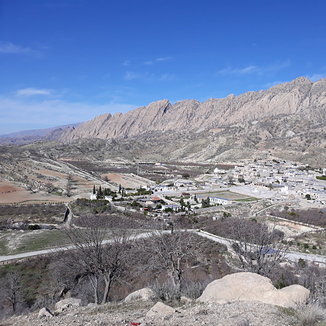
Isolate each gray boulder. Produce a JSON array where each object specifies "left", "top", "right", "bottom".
[
  {"left": 125, "top": 287, "right": 157, "bottom": 303},
  {"left": 54, "top": 297, "right": 81, "bottom": 313},
  {"left": 38, "top": 307, "right": 53, "bottom": 318},
  {"left": 197, "top": 272, "right": 309, "bottom": 308},
  {"left": 146, "top": 301, "right": 176, "bottom": 319}
]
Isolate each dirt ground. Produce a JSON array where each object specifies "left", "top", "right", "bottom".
[
  {"left": 102, "top": 173, "right": 154, "bottom": 189},
  {"left": 200, "top": 190, "right": 254, "bottom": 200},
  {"left": 0, "top": 181, "right": 72, "bottom": 204},
  {"left": 0, "top": 172, "right": 153, "bottom": 204}
]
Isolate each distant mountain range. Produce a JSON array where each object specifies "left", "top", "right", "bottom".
[
  {"left": 1, "top": 77, "right": 325, "bottom": 166},
  {"left": 0, "top": 123, "right": 81, "bottom": 144}
]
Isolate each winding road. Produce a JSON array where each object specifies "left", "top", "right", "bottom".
[{"left": 1, "top": 229, "right": 326, "bottom": 266}]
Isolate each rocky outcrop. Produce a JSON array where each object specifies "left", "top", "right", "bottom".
[
  {"left": 60, "top": 77, "right": 326, "bottom": 142},
  {"left": 197, "top": 272, "right": 310, "bottom": 308}
]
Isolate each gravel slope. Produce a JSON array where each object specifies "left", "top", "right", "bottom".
[{"left": 1, "top": 300, "right": 298, "bottom": 326}]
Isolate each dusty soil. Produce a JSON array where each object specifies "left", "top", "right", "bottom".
[
  {"left": 0, "top": 181, "right": 69, "bottom": 205},
  {"left": 102, "top": 173, "right": 154, "bottom": 189},
  {"left": 1, "top": 300, "right": 299, "bottom": 326}
]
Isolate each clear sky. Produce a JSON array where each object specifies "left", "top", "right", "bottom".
[{"left": 1, "top": 0, "right": 326, "bottom": 135}]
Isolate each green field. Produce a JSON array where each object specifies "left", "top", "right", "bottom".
[
  {"left": 199, "top": 190, "right": 258, "bottom": 201},
  {"left": 0, "top": 229, "right": 71, "bottom": 255}
]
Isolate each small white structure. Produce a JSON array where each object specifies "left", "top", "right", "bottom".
[
  {"left": 90, "top": 194, "right": 97, "bottom": 200},
  {"left": 209, "top": 196, "right": 232, "bottom": 205},
  {"left": 162, "top": 204, "right": 182, "bottom": 211}
]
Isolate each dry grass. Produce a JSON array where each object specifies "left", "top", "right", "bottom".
[{"left": 296, "top": 304, "right": 326, "bottom": 326}]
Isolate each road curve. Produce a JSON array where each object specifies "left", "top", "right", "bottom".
[{"left": 1, "top": 229, "right": 325, "bottom": 266}]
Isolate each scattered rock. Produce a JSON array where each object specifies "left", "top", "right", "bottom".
[
  {"left": 54, "top": 297, "right": 81, "bottom": 313},
  {"left": 180, "top": 296, "right": 192, "bottom": 304},
  {"left": 124, "top": 287, "right": 157, "bottom": 303},
  {"left": 2, "top": 300, "right": 301, "bottom": 326},
  {"left": 38, "top": 307, "right": 53, "bottom": 318},
  {"left": 197, "top": 272, "right": 310, "bottom": 308},
  {"left": 146, "top": 301, "right": 176, "bottom": 319}
]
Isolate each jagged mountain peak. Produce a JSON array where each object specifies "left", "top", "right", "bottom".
[{"left": 59, "top": 77, "right": 325, "bottom": 143}]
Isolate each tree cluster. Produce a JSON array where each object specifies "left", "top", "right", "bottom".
[
  {"left": 201, "top": 197, "right": 210, "bottom": 208},
  {"left": 93, "top": 185, "right": 116, "bottom": 199}
]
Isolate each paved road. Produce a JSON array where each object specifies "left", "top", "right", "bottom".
[
  {"left": 1, "top": 229, "right": 326, "bottom": 266},
  {"left": 0, "top": 248, "right": 61, "bottom": 263},
  {"left": 195, "top": 230, "right": 326, "bottom": 265},
  {"left": 0, "top": 231, "right": 156, "bottom": 263}
]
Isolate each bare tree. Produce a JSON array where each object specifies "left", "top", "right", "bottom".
[
  {"left": 138, "top": 230, "right": 201, "bottom": 300},
  {"left": 65, "top": 174, "right": 73, "bottom": 197},
  {"left": 59, "top": 215, "right": 129, "bottom": 304},
  {"left": 227, "top": 218, "right": 287, "bottom": 276},
  {"left": 0, "top": 270, "right": 25, "bottom": 315}
]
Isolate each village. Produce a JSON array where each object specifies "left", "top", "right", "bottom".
[{"left": 90, "top": 158, "right": 326, "bottom": 218}]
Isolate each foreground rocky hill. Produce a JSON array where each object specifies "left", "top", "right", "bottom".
[
  {"left": 2, "top": 300, "right": 298, "bottom": 326},
  {"left": 2, "top": 272, "right": 313, "bottom": 326}
]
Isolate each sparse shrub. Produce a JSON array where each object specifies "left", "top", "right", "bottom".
[
  {"left": 271, "top": 266, "right": 297, "bottom": 289},
  {"left": 181, "top": 281, "right": 206, "bottom": 299},
  {"left": 150, "top": 280, "right": 180, "bottom": 302},
  {"left": 298, "top": 258, "right": 307, "bottom": 268},
  {"left": 270, "top": 209, "right": 326, "bottom": 227},
  {"left": 305, "top": 194, "right": 312, "bottom": 200},
  {"left": 296, "top": 304, "right": 326, "bottom": 326},
  {"left": 28, "top": 224, "right": 40, "bottom": 230},
  {"left": 304, "top": 243, "right": 309, "bottom": 249}
]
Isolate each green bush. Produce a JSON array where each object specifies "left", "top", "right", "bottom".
[{"left": 28, "top": 224, "right": 40, "bottom": 230}]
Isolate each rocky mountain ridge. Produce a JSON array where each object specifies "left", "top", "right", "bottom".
[
  {"left": 59, "top": 77, "right": 326, "bottom": 141},
  {"left": 1, "top": 77, "right": 325, "bottom": 166}
]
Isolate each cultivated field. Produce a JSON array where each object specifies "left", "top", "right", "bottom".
[
  {"left": 199, "top": 190, "right": 257, "bottom": 201},
  {"left": 0, "top": 181, "right": 71, "bottom": 205}
]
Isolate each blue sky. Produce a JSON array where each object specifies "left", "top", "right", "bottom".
[{"left": 1, "top": 0, "right": 326, "bottom": 135}]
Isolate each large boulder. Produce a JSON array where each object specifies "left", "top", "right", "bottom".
[
  {"left": 124, "top": 287, "right": 157, "bottom": 303},
  {"left": 54, "top": 297, "right": 81, "bottom": 313},
  {"left": 146, "top": 302, "right": 176, "bottom": 319},
  {"left": 197, "top": 272, "right": 309, "bottom": 308}
]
